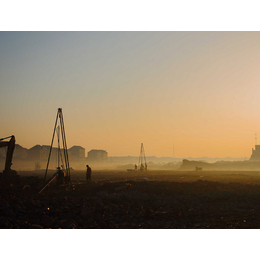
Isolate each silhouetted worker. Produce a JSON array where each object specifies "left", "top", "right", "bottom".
[
  {"left": 140, "top": 163, "right": 144, "bottom": 171},
  {"left": 135, "top": 164, "right": 137, "bottom": 170},
  {"left": 145, "top": 163, "right": 147, "bottom": 171},
  {"left": 56, "top": 167, "right": 64, "bottom": 185},
  {"left": 86, "top": 165, "right": 92, "bottom": 182}
]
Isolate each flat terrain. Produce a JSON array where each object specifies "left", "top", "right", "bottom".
[{"left": 1, "top": 170, "right": 260, "bottom": 228}]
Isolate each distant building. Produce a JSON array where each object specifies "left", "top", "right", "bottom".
[
  {"left": 250, "top": 145, "right": 260, "bottom": 161},
  {"left": 68, "top": 146, "right": 85, "bottom": 160},
  {"left": 27, "top": 145, "right": 86, "bottom": 162},
  {"left": 27, "top": 145, "right": 58, "bottom": 161},
  {"left": 14, "top": 144, "right": 28, "bottom": 158},
  {"left": 0, "top": 144, "right": 28, "bottom": 158},
  {"left": 87, "top": 149, "right": 108, "bottom": 161}
]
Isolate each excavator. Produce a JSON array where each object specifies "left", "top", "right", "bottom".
[{"left": 0, "top": 135, "right": 17, "bottom": 176}]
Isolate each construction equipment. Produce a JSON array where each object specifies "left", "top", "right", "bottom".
[
  {"left": 39, "top": 108, "right": 71, "bottom": 193},
  {"left": 138, "top": 143, "right": 147, "bottom": 171},
  {"left": 0, "top": 135, "right": 17, "bottom": 176},
  {"left": 39, "top": 171, "right": 59, "bottom": 194}
]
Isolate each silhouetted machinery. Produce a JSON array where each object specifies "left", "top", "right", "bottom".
[
  {"left": 127, "top": 143, "right": 148, "bottom": 172},
  {"left": 39, "top": 108, "right": 71, "bottom": 194},
  {"left": 0, "top": 135, "right": 17, "bottom": 176},
  {"left": 138, "top": 143, "right": 147, "bottom": 171}
]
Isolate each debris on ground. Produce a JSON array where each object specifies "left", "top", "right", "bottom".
[{"left": 1, "top": 174, "right": 260, "bottom": 229}]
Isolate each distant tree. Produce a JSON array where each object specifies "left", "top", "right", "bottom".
[{"left": 35, "top": 162, "right": 41, "bottom": 171}]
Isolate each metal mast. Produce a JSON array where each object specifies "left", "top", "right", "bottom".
[
  {"left": 138, "top": 143, "right": 147, "bottom": 171},
  {"left": 43, "top": 108, "right": 70, "bottom": 183}
]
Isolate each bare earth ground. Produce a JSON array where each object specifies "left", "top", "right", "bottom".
[{"left": 1, "top": 170, "right": 260, "bottom": 229}]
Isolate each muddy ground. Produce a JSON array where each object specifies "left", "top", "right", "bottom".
[{"left": 1, "top": 170, "right": 260, "bottom": 229}]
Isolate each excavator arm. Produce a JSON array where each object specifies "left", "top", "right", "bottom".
[{"left": 0, "top": 135, "right": 16, "bottom": 173}]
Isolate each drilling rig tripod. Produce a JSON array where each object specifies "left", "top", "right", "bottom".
[{"left": 39, "top": 108, "right": 71, "bottom": 194}]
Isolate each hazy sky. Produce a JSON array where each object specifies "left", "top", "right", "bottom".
[{"left": 1, "top": 31, "right": 260, "bottom": 158}]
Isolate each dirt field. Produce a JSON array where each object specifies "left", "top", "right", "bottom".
[{"left": 1, "top": 170, "right": 260, "bottom": 229}]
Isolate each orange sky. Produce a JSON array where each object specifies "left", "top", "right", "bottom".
[{"left": 1, "top": 32, "right": 260, "bottom": 158}]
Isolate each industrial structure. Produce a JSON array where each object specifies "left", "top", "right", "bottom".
[
  {"left": 39, "top": 108, "right": 71, "bottom": 193},
  {"left": 250, "top": 145, "right": 260, "bottom": 161},
  {"left": 43, "top": 108, "right": 71, "bottom": 182},
  {"left": 138, "top": 143, "right": 147, "bottom": 171},
  {"left": 0, "top": 135, "right": 16, "bottom": 175}
]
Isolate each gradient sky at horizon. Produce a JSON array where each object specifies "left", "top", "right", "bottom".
[{"left": 1, "top": 31, "right": 260, "bottom": 158}]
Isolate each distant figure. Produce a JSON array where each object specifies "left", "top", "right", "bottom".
[
  {"left": 56, "top": 167, "right": 64, "bottom": 185},
  {"left": 135, "top": 164, "right": 137, "bottom": 170},
  {"left": 86, "top": 165, "right": 92, "bottom": 182},
  {"left": 145, "top": 163, "right": 147, "bottom": 171},
  {"left": 140, "top": 163, "right": 144, "bottom": 171}
]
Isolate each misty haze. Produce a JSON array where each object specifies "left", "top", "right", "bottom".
[{"left": 2, "top": 31, "right": 260, "bottom": 230}]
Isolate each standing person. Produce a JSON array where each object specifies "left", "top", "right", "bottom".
[
  {"left": 56, "top": 167, "right": 64, "bottom": 185},
  {"left": 86, "top": 165, "right": 92, "bottom": 182}
]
